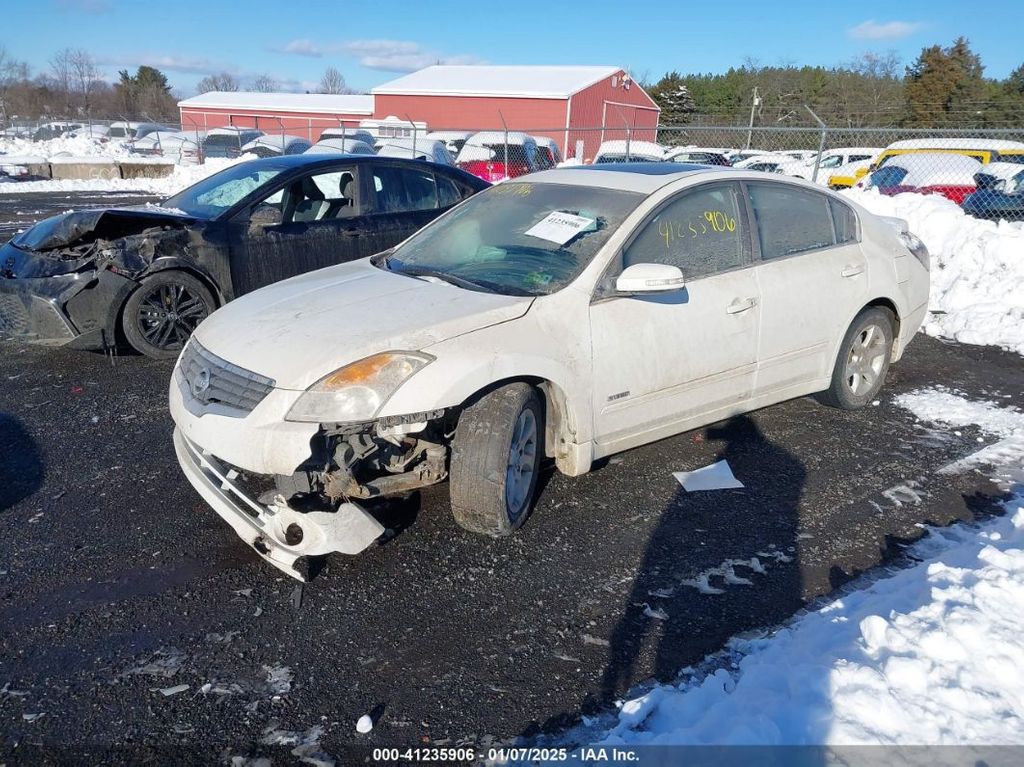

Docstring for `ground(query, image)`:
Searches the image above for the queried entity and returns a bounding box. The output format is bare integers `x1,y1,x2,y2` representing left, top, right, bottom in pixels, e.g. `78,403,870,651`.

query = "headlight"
286,351,434,423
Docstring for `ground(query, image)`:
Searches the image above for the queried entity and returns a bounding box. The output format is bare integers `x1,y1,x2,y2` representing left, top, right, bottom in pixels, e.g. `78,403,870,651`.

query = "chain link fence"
4,114,1023,217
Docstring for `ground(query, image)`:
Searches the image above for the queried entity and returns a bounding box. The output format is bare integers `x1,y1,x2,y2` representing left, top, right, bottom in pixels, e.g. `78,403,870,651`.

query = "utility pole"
745,86,760,150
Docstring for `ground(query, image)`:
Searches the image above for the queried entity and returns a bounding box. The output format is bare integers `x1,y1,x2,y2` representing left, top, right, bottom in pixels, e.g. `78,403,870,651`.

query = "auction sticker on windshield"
525,211,596,246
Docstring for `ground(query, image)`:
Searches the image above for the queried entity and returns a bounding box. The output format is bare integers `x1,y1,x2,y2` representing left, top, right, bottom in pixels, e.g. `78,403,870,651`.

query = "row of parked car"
125,126,566,180
591,138,1024,220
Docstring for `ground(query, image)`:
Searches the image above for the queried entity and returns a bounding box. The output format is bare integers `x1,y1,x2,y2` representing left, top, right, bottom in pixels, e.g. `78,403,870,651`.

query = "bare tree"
252,74,278,92
69,49,101,114
50,48,75,113
318,66,348,94
196,72,239,94
0,45,29,120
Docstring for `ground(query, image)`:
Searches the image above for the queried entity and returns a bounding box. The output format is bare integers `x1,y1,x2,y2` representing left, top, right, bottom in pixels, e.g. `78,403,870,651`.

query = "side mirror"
249,204,283,231
616,263,686,294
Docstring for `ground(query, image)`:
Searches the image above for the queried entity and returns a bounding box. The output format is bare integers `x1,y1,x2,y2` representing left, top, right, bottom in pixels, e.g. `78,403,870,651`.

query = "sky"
2,0,1020,96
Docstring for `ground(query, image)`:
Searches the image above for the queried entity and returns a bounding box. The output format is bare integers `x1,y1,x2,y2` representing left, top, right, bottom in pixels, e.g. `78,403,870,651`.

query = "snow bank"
591,390,1024,746
0,156,248,197
843,188,1024,356
0,133,137,161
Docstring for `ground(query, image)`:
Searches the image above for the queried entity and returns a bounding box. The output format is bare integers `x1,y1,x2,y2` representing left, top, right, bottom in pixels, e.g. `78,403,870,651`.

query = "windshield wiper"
388,262,497,294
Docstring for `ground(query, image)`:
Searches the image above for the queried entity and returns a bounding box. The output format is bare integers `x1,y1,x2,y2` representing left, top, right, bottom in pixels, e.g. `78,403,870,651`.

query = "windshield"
381,181,642,296
163,162,286,217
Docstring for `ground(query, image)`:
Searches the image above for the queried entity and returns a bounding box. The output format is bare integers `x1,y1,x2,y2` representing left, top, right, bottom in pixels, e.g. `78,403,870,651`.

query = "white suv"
169,164,930,579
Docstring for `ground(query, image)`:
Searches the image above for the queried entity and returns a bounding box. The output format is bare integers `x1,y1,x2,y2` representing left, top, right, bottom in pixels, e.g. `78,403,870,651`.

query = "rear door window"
747,182,836,259
372,165,439,213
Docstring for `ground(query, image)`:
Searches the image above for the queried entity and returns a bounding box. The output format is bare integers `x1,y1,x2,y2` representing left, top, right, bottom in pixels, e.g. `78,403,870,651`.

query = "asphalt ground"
1,191,1022,763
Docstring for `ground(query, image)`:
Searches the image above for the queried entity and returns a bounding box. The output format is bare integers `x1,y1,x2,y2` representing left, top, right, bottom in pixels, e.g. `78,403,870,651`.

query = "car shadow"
0,413,44,511
522,413,823,745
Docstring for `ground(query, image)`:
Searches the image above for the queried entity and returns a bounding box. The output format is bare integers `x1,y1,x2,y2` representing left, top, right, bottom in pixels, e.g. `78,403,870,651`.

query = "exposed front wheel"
819,307,894,410
449,383,544,537
122,271,215,359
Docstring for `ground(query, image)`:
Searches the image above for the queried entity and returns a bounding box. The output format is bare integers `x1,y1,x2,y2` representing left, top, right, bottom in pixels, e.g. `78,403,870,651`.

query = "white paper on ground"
524,211,595,245
673,460,744,491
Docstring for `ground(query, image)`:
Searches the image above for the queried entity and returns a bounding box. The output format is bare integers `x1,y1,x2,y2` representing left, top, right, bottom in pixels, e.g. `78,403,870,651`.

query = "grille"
0,294,30,335
179,339,275,416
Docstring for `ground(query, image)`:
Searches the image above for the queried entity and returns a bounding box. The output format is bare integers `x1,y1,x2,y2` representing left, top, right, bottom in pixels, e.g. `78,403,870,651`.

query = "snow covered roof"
178,91,375,115
372,65,622,99
886,153,983,186
595,140,666,160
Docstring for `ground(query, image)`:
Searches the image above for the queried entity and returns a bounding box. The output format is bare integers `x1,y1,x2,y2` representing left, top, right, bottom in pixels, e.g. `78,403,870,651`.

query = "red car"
862,153,983,205
455,132,547,182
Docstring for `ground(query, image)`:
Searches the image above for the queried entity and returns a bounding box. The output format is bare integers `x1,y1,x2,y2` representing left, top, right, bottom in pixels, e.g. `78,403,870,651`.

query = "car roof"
527,163,716,193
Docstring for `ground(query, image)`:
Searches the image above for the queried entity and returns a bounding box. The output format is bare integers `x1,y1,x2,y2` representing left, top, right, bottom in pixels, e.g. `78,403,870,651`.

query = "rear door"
360,162,466,254
227,163,372,295
747,181,869,394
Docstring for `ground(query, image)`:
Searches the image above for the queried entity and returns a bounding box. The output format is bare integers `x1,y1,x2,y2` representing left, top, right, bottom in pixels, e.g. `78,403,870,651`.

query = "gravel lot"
1,193,1021,762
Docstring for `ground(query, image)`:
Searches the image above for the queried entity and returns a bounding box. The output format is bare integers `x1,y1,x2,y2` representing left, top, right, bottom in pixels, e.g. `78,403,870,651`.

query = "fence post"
805,106,828,183
498,110,509,179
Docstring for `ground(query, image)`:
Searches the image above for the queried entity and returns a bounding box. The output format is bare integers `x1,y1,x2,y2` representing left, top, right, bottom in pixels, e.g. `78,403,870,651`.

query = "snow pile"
843,188,1024,355
0,156,249,197
592,390,1024,746
0,133,137,161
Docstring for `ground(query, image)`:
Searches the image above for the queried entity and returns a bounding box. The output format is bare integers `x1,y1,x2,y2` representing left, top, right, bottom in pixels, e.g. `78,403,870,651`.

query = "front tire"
819,307,894,410
122,271,215,359
449,383,544,537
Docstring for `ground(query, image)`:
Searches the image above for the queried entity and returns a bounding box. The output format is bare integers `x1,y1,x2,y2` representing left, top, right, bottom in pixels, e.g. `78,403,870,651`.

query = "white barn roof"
178,92,374,115
372,65,622,99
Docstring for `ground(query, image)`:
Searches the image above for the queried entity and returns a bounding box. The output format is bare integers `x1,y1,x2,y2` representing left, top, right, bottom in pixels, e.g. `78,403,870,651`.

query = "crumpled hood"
193,259,534,391
12,206,198,252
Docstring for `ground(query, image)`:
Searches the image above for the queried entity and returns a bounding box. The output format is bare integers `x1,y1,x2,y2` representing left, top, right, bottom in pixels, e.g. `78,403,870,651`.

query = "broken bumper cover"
173,428,385,581
0,276,80,344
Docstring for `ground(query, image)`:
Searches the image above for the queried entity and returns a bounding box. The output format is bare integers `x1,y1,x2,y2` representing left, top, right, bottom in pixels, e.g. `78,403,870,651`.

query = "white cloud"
274,38,485,73
97,53,236,76
848,19,924,41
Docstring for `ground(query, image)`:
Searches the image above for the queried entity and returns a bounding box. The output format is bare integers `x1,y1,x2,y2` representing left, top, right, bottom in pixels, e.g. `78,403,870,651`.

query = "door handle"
726,297,757,314
841,264,865,278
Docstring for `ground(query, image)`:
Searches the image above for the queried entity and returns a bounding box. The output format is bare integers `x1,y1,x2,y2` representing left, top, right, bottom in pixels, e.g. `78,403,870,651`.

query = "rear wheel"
819,307,894,410
449,383,544,537
122,271,215,359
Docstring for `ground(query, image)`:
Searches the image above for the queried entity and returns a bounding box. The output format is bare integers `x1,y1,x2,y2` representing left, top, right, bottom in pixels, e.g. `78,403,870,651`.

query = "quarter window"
623,182,751,280
830,199,858,244
747,183,835,259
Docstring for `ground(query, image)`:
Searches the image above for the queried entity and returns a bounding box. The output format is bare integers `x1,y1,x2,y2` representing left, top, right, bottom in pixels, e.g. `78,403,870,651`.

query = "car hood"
12,206,200,252
193,259,534,391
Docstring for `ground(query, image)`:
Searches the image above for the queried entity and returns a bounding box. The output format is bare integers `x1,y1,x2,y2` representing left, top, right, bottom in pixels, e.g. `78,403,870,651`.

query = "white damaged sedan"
169,164,930,579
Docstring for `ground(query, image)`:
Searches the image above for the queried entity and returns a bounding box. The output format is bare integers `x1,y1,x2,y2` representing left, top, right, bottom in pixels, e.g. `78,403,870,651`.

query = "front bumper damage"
174,428,385,581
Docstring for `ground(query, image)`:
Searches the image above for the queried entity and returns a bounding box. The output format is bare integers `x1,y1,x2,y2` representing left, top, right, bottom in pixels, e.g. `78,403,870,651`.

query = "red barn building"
372,65,659,160
176,92,375,141
178,65,659,159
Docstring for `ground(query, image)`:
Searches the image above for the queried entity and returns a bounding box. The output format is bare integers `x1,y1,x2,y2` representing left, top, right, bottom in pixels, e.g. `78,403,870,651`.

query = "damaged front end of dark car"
0,207,220,351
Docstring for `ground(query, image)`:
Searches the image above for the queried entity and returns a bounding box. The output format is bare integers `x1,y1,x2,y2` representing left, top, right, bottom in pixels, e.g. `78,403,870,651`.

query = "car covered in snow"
201,127,264,159
425,130,474,157
129,130,205,164
844,138,1024,188
860,153,984,205
961,162,1024,221
32,122,83,141
775,147,882,181
455,131,546,182
664,148,731,166
318,127,376,146
240,134,313,158
68,125,111,141
168,163,930,580
304,138,376,156
376,138,454,165
593,140,665,164
532,136,563,167
0,155,487,358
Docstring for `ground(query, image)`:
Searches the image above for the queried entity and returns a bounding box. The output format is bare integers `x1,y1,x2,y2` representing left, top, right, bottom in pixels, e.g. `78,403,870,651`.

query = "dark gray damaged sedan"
0,155,487,358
